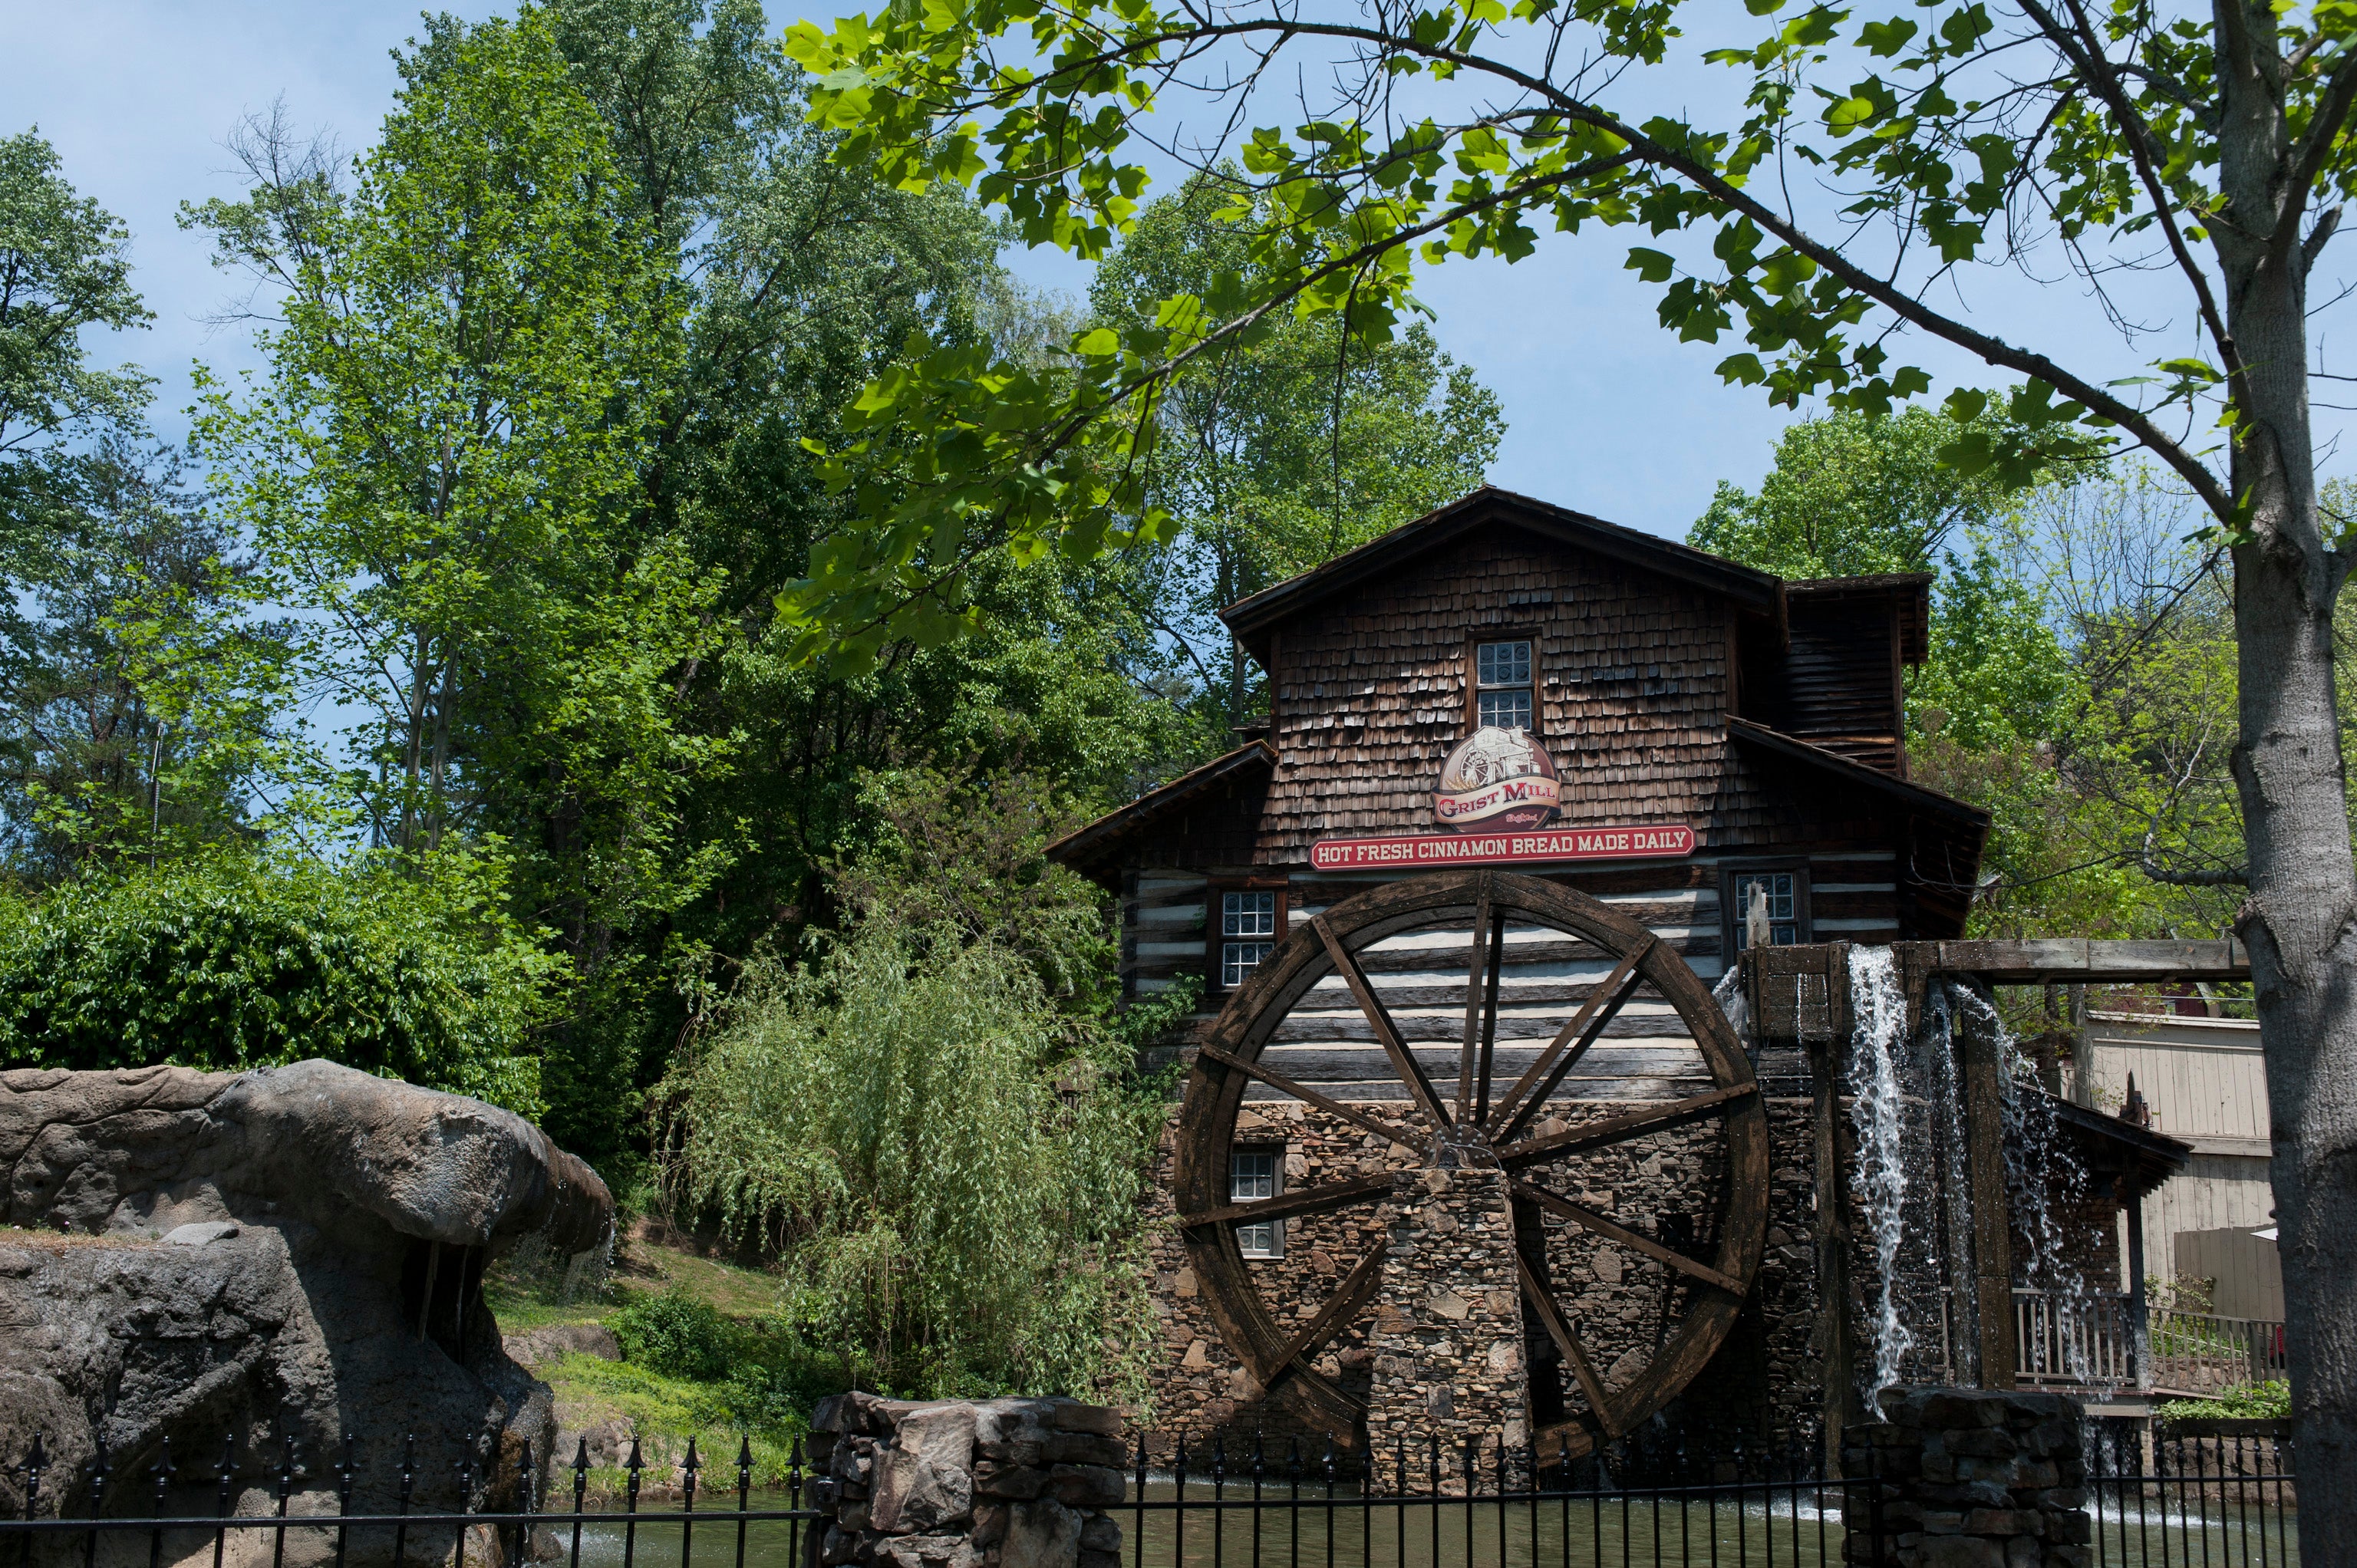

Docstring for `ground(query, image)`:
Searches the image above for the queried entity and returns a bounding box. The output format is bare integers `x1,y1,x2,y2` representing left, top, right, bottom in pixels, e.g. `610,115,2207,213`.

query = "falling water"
1922,983,1978,1382
1950,982,2098,1385
1711,966,1750,1046
1845,946,1914,1395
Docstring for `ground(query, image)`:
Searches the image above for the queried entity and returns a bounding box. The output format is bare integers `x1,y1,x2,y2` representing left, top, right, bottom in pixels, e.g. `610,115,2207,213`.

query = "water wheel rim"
1173,868,1770,1458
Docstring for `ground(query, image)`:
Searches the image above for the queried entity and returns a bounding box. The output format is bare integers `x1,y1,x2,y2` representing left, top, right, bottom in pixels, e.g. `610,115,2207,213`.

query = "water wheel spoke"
1179,1171,1395,1230
1456,874,1505,1126
1495,1084,1758,1169
1314,913,1453,1131
1488,936,1655,1140
1515,1252,1621,1439
1195,1044,1426,1155
1265,1242,1389,1388
1508,1179,1744,1293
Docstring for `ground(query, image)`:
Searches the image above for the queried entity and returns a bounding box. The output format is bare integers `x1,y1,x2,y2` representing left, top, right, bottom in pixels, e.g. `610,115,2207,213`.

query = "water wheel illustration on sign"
1173,869,1768,1462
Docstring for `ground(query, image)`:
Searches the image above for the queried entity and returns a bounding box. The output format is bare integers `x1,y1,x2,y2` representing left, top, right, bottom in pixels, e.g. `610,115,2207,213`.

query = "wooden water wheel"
1172,868,1769,1461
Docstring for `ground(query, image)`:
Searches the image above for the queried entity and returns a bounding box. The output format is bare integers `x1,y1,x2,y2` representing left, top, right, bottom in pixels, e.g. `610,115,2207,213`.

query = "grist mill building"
1045,487,2167,1471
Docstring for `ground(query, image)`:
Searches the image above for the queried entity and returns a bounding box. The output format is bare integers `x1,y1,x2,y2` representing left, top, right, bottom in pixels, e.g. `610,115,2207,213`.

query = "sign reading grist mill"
1309,723,1696,870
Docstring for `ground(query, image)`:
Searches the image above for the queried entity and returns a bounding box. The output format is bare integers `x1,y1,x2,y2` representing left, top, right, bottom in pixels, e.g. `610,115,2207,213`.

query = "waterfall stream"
1845,946,1914,1395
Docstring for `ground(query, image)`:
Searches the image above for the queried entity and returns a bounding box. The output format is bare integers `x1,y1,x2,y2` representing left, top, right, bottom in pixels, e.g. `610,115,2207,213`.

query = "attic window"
1476,640,1534,731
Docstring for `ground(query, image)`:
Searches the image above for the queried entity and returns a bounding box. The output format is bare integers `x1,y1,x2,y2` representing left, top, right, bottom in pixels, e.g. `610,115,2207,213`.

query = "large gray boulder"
0,1060,612,1566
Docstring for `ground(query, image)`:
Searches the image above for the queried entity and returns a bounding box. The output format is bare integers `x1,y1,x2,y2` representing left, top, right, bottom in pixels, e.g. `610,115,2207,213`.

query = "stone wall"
809,1393,1126,1568
1841,1387,2090,1568
1363,1168,1528,1490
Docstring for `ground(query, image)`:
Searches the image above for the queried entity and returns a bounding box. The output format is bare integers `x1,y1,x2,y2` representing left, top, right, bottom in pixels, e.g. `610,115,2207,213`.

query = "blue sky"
9,2,2316,542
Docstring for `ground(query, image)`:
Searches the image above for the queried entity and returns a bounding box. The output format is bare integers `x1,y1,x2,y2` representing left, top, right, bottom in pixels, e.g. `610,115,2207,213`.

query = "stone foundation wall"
809,1393,1126,1568
1841,1387,2090,1567
1140,1095,1841,1468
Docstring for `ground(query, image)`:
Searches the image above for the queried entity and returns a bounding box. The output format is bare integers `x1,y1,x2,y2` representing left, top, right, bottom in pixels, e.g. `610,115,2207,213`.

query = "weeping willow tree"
655,918,1176,1402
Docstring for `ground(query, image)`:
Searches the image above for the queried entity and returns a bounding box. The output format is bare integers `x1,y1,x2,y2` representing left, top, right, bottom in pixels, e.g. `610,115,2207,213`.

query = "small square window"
1732,871,1802,950
1475,639,1535,733
1477,641,1531,688
1231,1149,1281,1257
1478,689,1533,730
1222,891,1277,937
1218,891,1278,988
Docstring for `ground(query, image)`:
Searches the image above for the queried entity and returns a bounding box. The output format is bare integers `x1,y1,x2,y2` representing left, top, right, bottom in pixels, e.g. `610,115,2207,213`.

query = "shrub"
612,1286,738,1381
0,849,557,1116
655,918,1172,1403
2158,1379,2292,1422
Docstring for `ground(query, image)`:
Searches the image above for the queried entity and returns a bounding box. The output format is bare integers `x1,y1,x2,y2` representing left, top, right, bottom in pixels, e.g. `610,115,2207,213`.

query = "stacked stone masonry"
810,1393,1126,1568
1841,1388,2091,1568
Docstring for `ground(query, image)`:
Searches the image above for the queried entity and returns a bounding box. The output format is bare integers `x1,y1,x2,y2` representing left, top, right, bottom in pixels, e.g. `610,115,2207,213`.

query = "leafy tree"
785,0,2357,1506
0,129,153,529
184,11,732,1161
1693,410,2065,580
0,849,555,1115
1092,174,1503,724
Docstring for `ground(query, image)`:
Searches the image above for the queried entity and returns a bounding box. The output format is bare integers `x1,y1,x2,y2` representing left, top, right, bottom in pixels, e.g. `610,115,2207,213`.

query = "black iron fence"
0,1431,818,1568
0,1425,2299,1568
1119,1436,1848,1568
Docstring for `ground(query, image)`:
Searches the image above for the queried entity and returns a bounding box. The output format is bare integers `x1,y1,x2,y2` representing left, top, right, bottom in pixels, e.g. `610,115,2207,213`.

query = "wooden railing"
2014,1288,2137,1388
2009,1289,2288,1395
2148,1306,2289,1395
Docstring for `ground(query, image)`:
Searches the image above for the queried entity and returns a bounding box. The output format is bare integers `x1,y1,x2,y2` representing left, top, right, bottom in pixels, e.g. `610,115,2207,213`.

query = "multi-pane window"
1730,871,1804,950
1476,639,1535,731
1221,891,1277,987
1230,1149,1281,1257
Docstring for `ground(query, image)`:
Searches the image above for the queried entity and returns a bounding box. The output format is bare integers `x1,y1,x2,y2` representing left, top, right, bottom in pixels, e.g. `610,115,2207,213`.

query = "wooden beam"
1195,1044,1427,1155
1908,938,2247,984
1515,1253,1620,1438
1496,1085,1758,1170
1314,914,1454,1130
1509,1181,1745,1294
1180,1172,1395,1230
1266,1243,1389,1388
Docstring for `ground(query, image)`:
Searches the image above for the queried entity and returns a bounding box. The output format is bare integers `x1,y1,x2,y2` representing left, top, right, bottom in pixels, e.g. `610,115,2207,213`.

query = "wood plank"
1246,1044,1709,1082
1508,1180,1744,1293
1515,1252,1620,1438
1497,1085,1758,1169
1911,937,2250,983
1314,914,1455,1130
1195,1043,1427,1153
1264,1010,1690,1045
1179,1171,1396,1230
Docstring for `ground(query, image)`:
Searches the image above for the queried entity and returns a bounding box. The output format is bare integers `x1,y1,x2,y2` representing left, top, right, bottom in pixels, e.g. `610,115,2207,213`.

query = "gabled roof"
1727,716,1989,937
1044,741,1274,874
1219,486,1787,664
1726,717,1986,827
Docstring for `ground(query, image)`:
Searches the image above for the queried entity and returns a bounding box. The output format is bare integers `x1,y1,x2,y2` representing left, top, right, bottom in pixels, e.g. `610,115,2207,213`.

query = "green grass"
489,1226,823,1486
2158,1379,2291,1422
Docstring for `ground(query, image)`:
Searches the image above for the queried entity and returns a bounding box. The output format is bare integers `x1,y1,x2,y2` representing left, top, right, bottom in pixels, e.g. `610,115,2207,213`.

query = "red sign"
1309,823,1697,871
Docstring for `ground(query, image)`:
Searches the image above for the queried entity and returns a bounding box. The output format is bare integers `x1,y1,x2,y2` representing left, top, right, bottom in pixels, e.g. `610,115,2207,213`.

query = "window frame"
1206,878,1290,996
1228,1145,1287,1259
1466,631,1543,734
1719,861,1814,958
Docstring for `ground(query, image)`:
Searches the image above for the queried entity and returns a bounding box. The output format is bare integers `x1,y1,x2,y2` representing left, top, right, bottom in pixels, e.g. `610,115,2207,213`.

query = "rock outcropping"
0,1059,612,1564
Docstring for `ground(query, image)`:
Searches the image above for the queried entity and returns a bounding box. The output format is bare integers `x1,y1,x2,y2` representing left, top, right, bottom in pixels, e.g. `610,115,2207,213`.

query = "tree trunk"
2212,4,2357,1542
